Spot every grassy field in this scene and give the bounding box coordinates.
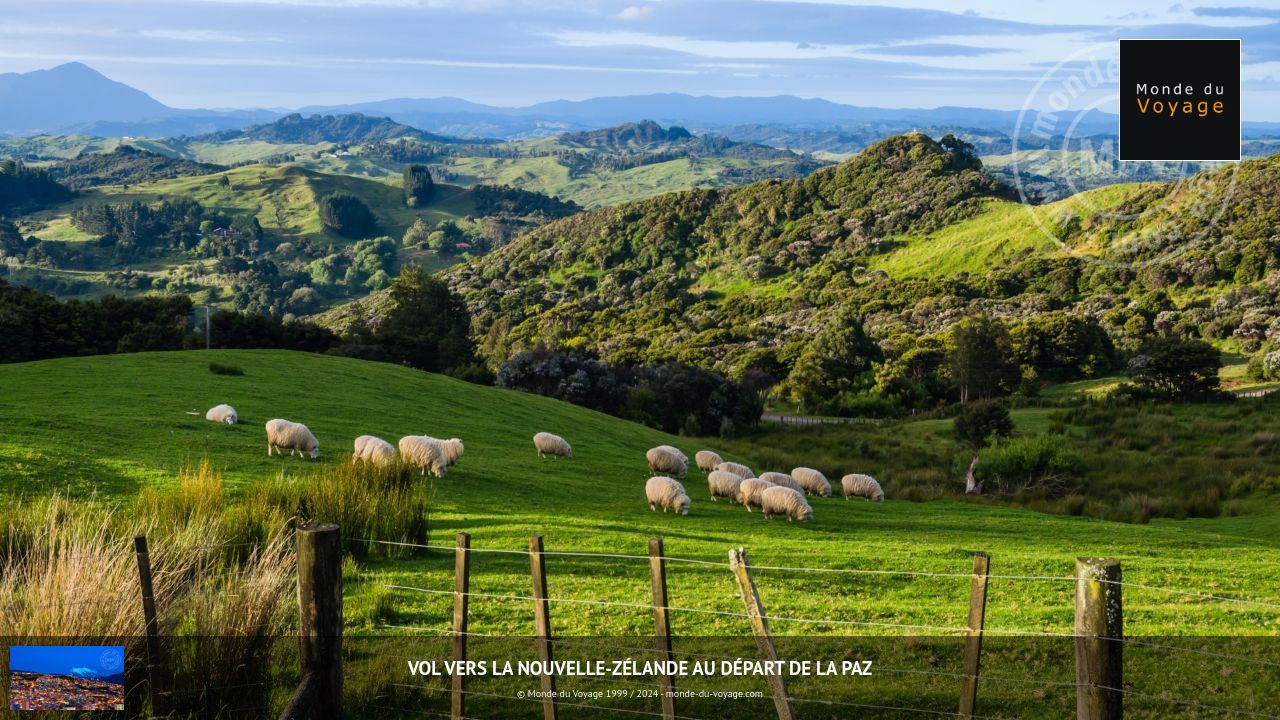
[868,183,1152,279]
[3,350,1277,717]
[1,349,1278,641]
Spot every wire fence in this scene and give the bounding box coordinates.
[348,534,1280,720]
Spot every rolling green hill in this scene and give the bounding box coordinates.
[1,348,1278,645]
[441,133,1280,416]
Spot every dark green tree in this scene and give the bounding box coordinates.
[318,192,377,239]
[944,314,1020,403]
[403,164,434,207]
[373,265,476,372]
[953,399,1014,493]
[787,307,881,412]
[1127,336,1221,401]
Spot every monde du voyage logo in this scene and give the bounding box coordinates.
[1120,39,1241,161]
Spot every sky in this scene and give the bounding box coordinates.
[9,646,125,680]
[1,0,1279,118]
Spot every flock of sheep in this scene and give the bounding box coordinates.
[641,446,883,523]
[203,407,882,524]
[206,404,465,476]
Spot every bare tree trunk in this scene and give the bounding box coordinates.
[964,453,982,494]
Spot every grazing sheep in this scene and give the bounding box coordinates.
[759,471,804,493]
[533,432,573,459]
[737,478,776,512]
[265,419,319,459]
[439,438,465,466]
[656,445,689,463]
[760,486,813,522]
[646,446,688,478]
[716,461,756,479]
[695,450,723,473]
[791,467,832,497]
[353,435,396,467]
[707,470,743,503]
[399,435,449,477]
[841,474,884,502]
[645,476,691,515]
[206,404,238,425]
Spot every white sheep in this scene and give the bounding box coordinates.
[205,404,238,425]
[716,461,755,479]
[645,476,691,515]
[737,477,776,512]
[791,467,832,497]
[533,432,573,459]
[759,471,804,493]
[353,435,396,467]
[695,450,723,473]
[439,438,465,466]
[646,446,688,478]
[760,486,813,522]
[656,445,689,464]
[707,470,743,503]
[265,419,319,459]
[841,473,884,502]
[399,435,449,477]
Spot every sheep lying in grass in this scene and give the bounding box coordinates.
[399,435,449,477]
[206,404,238,425]
[841,473,884,502]
[737,477,776,512]
[533,432,573,459]
[759,471,804,493]
[791,467,832,497]
[353,435,396,467]
[645,476,691,515]
[439,438,465,466]
[707,470,743,503]
[265,419,319,459]
[716,461,755,479]
[647,446,688,478]
[760,486,813,522]
[695,450,723,473]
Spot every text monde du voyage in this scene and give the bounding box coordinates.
[1134,82,1230,118]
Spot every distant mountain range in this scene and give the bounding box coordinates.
[4,62,1279,144]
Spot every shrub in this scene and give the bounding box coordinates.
[971,435,1087,496]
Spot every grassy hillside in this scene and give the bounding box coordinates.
[868,182,1152,278]
[1,349,1278,644]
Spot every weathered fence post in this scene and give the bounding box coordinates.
[452,533,471,720]
[958,552,990,719]
[1075,558,1122,720]
[295,523,343,720]
[134,535,169,716]
[529,535,558,720]
[729,547,795,720]
[648,538,677,720]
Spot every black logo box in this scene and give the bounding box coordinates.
[1119,39,1241,162]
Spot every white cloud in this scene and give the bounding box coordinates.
[618,5,653,21]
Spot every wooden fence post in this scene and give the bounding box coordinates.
[958,552,990,719]
[648,538,677,720]
[297,523,343,720]
[452,533,471,720]
[728,547,795,720]
[529,535,558,720]
[134,535,169,717]
[1075,558,1122,720]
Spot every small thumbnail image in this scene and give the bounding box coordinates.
[8,645,125,710]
